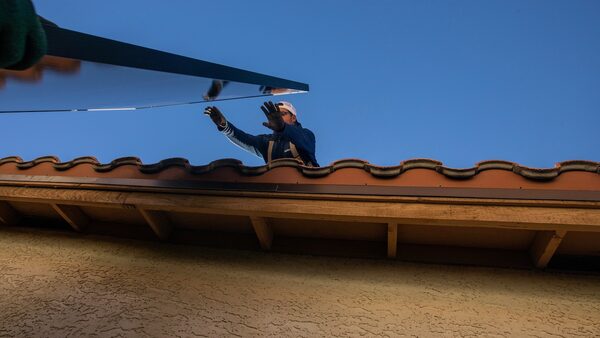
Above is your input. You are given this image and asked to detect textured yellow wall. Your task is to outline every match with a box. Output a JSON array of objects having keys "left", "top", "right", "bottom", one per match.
[{"left": 1, "top": 227, "right": 599, "bottom": 337}]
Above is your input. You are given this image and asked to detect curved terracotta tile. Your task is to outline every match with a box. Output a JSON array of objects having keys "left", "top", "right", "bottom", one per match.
[
  {"left": 300, "top": 166, "right": 334, "bottom": 178},
  {"left": 268, "top": 158, "right": 305, "bottom": 170},
  {"left": 400, "top": 159, "right": 442, "bottom": 170},
  {"left": 0, "top": 156, "right": 22, "bottom": 165},
  {"left": 190, "top": 158, "right": 244, "bottom": 175},
  {"left": 17, "top": 156, "right": 59, "bottom": 169},
  {"left": 556, "top": 160, "right": 600, "bottom": 173},
  {"left": 53, "top": 156, "right": 99, "bottom": 171},
  {"left": 330, "top": 159, "right": 370, "bottom": 170},
  {"left": 513, "top": 166, "right": 559, "bottom": 181},
  {"left": 94, "top": 157, "right": 142, "bottom": 172},
  {"left": 476, "top": 160, "right": 516, "bottom": 171},
  {"left": 237, "top": 166, "right": 270, "bottom": 176},
  {"left": 367, "top": 164, "right": 404, "bottom": 178},
  {"left": 139, "top": 157, "right": 190, "bottom": 174},
  {"left": 436, "top": 167, "right": 479, "bottom": 180}
]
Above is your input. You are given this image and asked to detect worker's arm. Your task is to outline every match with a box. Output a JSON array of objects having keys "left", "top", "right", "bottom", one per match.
[
  {"left": 204, "top": 106, "right": 268, "bottom": 159},
  {"left": 0, "top": 0, "right": 47, "bottom": 70},
  {"left": 219, "top": 121, "right": 268, "bottom": 159}
]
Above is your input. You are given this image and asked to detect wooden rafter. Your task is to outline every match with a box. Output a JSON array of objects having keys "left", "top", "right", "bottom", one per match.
[
  {"left": 51, "top": 204, "right": 89, "bottom": 232},
  {"left": 250, "top": 216, "right": 273, "bottom": 250},
  {"left": 387, "top": 223, "right": 398, "bottom": 258},
  {"left": 138, "top": 208, "right": 173, "bottom": 241},
  {"left": 0, "top": 201, "right": 19, "bottom": 226},
  {"left": 530, "top": 230, "right": 568, "bottom": 268}
]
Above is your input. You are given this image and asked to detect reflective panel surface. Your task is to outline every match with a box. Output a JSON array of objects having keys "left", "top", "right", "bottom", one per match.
[{"left": 0, "top": 25, "right": 307, "bottom": 113}]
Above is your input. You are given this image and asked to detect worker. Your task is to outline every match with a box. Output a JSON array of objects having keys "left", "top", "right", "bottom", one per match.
[
  {"left": 204, "top": 101, "right": 319, "bottom": 167},
  {"left": 0, "top": 0, "right": 47, "bottom": 70}
]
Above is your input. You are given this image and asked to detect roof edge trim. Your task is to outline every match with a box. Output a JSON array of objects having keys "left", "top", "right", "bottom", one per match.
[{"left": 0, "top": 156, "right": 598, "bottom": 181}]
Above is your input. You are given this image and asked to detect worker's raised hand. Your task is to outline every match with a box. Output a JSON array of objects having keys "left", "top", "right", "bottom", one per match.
[
  {"left": 204, "top": 106, "right": 226, "bottom": 128},
  {"left": 0, "top": 0, "right": 47, "bottom": 70},
  {"left": 261, "top": 101, "right": 285, "bottom": 132}
]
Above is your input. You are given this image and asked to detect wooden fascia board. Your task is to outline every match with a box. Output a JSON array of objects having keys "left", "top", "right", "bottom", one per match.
[
  {"left": 0, "top": 186, "right": 134, "bottom": 208},
  {"left": 1, "top": 179, "right": 599, "bottom": 209},
  {"left": 0, "top": 186, "right": 599, "bottom": 233}
]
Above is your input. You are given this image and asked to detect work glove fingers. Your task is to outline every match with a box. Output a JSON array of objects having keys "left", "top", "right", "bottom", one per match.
[
  {"left": 260, "top": 102, "right": 284, "bottom": 131},
  {"left": 262, "top": 101, "right": 272, "bottom": 114},
  {"left": 204, "top": 106, "right": 224, "bottom": 125},
  {"left": 265, "top": 101, "right": 283, "bottom": 123},
  {"left": 210, "top": 106, "right": 222, "bottom": 115},
  {"left": 266, "top": 101, "right": 279, "bottom": 114},
  {"left": 260, "top": 103, "right": 271, "bottom": 117},
  {"left": 204, "top": 106, "right": 219, "bottom": 116}
]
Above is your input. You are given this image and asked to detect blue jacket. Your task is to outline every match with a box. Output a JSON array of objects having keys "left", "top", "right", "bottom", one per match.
[{"left": 219, "top": 121, "right": 319, "bottom": 167}]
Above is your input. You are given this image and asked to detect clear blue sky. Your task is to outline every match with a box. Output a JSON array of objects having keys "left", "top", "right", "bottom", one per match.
[{"left": 2, "top": 0, "right": 599, "bottom": 168}]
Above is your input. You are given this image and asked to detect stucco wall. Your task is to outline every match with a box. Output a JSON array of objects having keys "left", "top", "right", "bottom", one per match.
[{"left": 1, "top": 227, "right": 599, "bottom": 337}]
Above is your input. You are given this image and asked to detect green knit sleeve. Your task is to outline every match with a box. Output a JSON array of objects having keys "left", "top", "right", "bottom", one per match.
[{"left": 0, "top": 0, "right": 47, "bottom": 70}]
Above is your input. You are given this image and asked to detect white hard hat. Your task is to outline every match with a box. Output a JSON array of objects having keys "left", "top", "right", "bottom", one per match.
[{"left": 277, "top": 101, "right": 297, "bottom": 117}]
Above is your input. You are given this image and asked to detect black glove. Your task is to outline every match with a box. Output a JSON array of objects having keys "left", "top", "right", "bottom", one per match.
[
  {"left": 0, "top": 0, "right": 47, "bottom": 70},
  {"left": 204, "top": 106, "right": 226, "bottom": 128},
  {"left": 261, "top": 101, "right": 285, "bottom": 132}
]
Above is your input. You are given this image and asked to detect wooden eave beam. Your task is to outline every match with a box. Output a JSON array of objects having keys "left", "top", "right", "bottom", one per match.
[
  {"left": 0, "top": 186, "right": 599, "bottom": 233},
  {"left": 250, "top": 216, "right": 273, "bottom": 250},
  {"left": 51, "top": 204, "right": 89, "bottom": 232},
  {"left": 0, "top": 201, "right": 19, "bottom": 226},
  {"left": 138, "top": 208, "right": 173, "bottom": 241},
  {"left": 119, "top": 195, "right": 600, "bottom": 233},
  {"left": 530, "top": 230, "right": 568, "bottom": 268},
  {"left": 387, "top": 223, "right": 398, "bottom": 258}
]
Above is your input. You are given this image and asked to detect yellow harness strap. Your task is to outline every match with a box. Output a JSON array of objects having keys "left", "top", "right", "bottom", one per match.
[
  {"left": 290, "top": 142, "right": 313, "bottom": 167},
  {"left": 289, "top": 142, "right": 300, "bottom": 160},
  {"left": 267, "top": 141, "right": 312, "bottom": 167},
  {"left": 267, "top": 140, "right": 274, "bottom": 164}
]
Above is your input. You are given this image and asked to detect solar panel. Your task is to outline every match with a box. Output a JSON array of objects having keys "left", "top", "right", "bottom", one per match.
[{"left": 0, "top": 24, "right": 308, "bottom": 113}]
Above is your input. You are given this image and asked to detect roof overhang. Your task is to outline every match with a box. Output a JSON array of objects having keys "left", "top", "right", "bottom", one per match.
[{"left": 0, "top": 157, "right": 598, "bottom": 272}]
